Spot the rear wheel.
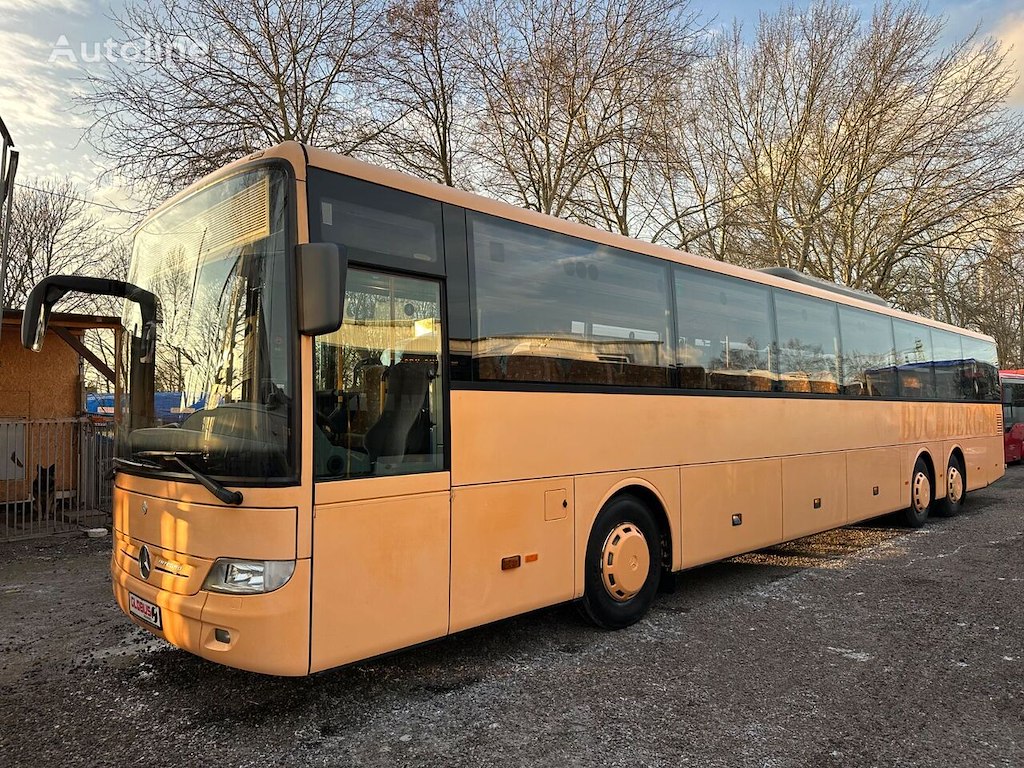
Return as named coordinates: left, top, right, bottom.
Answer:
left=580, top=495, right=661, bottom=629
left=935, top=454, right=966, bottom=517
left=902, top=456, right=933, bottom=528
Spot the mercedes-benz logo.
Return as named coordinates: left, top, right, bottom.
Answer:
left=139, top=544, right=152, bottom=580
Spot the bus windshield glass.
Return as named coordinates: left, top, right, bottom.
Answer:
left=117, top=166, right=295, bottom=481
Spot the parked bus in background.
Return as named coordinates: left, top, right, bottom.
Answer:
left=21, top=143, right=1005, bottom=675
left=1002, top=370, right=1024, bottom=464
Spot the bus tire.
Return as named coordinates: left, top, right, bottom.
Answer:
left=935, top=454, right=966, bottom=517
left=902, top=456, right=933, bottom=528
left=580, top=495, right=661, bottom=630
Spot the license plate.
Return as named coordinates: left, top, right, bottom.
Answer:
left=128, top=592, right=162, bottom=630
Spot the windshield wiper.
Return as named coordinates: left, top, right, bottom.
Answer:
left=113, top=455, right=163, bottom=471
left=109, top=455, right=163, bottom=481
left=136, top=450, right=244, bottom=506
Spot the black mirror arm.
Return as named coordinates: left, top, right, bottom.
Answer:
left=21, top=275, right=161, bottom=351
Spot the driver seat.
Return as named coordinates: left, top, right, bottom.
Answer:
left=364, top=361, right=434, bottom=465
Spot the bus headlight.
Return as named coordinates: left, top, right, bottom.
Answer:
left=203, top=559, right=295, bottom=594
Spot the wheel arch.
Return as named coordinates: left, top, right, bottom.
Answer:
left=935, top=444, right=968, bottom=517
left=909, top=448, right=936, bottom=505
left=597, top=481, right=674, bottom=573
left=947, top=444, right=966, bottom=486
left=912, top=448, right=935, bottom=479
left=573, top=470, right=681, bottom=600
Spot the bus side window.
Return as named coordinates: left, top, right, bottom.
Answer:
left=894, top=320, right=936, bottom=399
left=674, top=267, right=774, bottom=392
left=961, top=335, right=1000, bottom=402
left=931, top=329, right=965, bottom=401
left=838, top=306, right=897, bottom=397
left=773, top=291, right=841, bottom=395
left=469, top=213, right=672, bottom=388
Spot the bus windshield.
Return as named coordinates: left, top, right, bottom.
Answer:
left=117, top=166, right=296, bottom=481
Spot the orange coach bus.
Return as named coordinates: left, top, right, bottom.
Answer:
left=21, top=143, right=1004, bottom=675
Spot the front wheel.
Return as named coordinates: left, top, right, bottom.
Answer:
left=935, top=454, right=966, bottom=517
left=901, top=456, right=933, bottom=528
left=580, top=495, right=662, bottom=629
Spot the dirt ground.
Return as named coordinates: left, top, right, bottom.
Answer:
left=0, top=466, right=1021, bottom=767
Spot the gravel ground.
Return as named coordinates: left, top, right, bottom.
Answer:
left=0, top=466, right=1021, bottom=767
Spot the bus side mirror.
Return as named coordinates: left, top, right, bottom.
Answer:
left=297, top=243, right=347, bottom=336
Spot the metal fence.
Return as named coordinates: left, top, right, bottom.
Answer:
left=1, top=417, right=114, bottom=541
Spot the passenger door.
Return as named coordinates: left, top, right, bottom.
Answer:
left=309, top=270, right=450, bottom=671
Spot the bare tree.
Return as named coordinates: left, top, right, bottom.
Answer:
left=814, top=6, right=1024, bottom=301
left=978, top=242, right=1024, bottom=368
left=929, top=207, right=1024, bottom=366
left=82, top=236, right=134, bottom=391
left=566, top=3, right=702, bottom=236
left=84, top=0, right=387, bottom=195
left=367, top=0, right=472, bottom=187
left=2, top=180, right=132, bottom=391
left=3, top=178, right=100, bottom=311
left=656, top=1, right=1024, bottom=307
left=645, top=77, right=745, bottom=259
left=463, top=0, right=700, bottom=217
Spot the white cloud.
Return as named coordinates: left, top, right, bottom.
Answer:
left=0, top=0, right=85, bottom=15
left=0, top=0, right=143, bottom=232
left=0, top=31, right=87, bottom=132
left=992, top=11, right=1024, bottom=107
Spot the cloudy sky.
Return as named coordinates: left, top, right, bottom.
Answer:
left=1, top=0, right=1023, bottom=226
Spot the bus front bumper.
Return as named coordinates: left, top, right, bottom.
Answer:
left=111, top=559, right=312, bottom=676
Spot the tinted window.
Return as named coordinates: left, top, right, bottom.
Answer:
left=893, top=319, right=935, bottom=399
left=313, top=270, right=444, bottom=480
left=675, top=267, right=774, bottom=391
left=931, top=329, right=965, bottom=401
left=962, top=335, right=1000, bottom=402
left=1004, top=380, right=1024, bottom=427
left=838, top=307, right=897, bottom=397
left=309, top=169, right=444, bottom=274
left=470, top=213, right=672, bottom=387
left=774, top=292, right=841, bottom=394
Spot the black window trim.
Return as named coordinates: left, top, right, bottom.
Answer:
left=307, top=166, right=447, bottom=278
left=305, top=166, right=1000, bottom=405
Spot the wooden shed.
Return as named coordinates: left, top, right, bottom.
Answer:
left=0, top=310, right=122, bottom=539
